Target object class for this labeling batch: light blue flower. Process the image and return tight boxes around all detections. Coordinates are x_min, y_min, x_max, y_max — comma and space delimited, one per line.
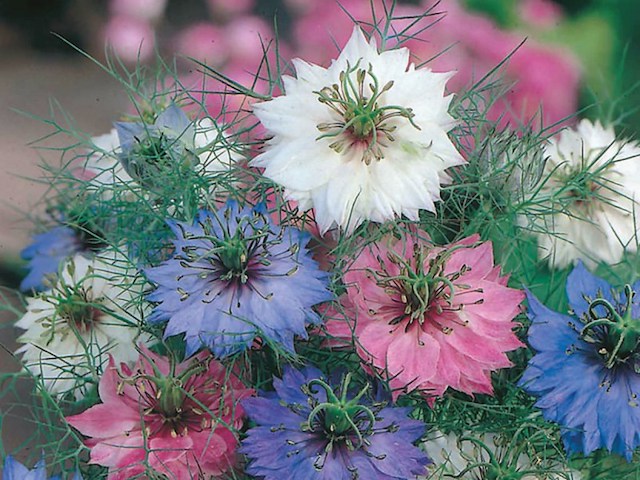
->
20, 226, 82, 292
2, 455, 82, 480
145, 200, 333, 357
520, 262, 640, 460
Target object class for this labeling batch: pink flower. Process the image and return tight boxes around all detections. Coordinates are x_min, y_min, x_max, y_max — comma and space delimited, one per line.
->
175, 23, 228, 68
66, 347, 253, 479
519, 0, 564, 28
103, 15, 155, 64
325, 233, 524, 402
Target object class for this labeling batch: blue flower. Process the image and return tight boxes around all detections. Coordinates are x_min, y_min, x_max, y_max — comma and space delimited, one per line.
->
145, 201, 333, 357
2, 455, 82, 480
20, 226, 82, 292
520, 262, 640, 460
239, 366, 430, 479
115, 103, 200, 188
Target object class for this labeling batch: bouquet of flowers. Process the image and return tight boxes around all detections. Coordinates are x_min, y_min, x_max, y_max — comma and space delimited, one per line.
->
2, 1, 640, 479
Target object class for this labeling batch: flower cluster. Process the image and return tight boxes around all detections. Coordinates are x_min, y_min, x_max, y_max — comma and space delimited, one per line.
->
5, 3, 640, 479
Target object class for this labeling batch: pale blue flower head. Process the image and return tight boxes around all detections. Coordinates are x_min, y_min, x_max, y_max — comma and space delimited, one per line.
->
145, 200, 333, 357
114, 103, 200, 188
520, 262, 640, 460
2, 455, 82, 480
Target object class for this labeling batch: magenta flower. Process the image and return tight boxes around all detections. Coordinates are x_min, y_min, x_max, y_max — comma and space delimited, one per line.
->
66, 346, 253, 480
325, 233, 524, 402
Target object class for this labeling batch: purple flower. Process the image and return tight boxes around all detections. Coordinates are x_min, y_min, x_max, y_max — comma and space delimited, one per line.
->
239, 366, 430, 479
20, 219, 106, 293
2, 455, 82, 480
145, 200, 333, 357
20, 226, 83, 292
520, 262, 640, 460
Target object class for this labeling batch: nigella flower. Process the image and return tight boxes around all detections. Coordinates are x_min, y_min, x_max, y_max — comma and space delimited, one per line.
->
66, 346, 253, 479
145, 200, 333, 357
15, 250, 151, 398
115, 103, 238, 192
3, 454, 82, 480
520, 262, 640, 460
251, 27, 465, 233
324, 233, 524, 401
421, 430, 582, 479
526, 119, 640, 268
239, 366, 430, 479
20, 219, 106, 293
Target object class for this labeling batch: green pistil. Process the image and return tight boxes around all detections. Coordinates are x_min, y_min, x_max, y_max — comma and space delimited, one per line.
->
582, 285, 640, 367
218, 232, 250, 283
314, 61, 420, 165
130, 134, 198, 186
120, 355, 210, 437
376, 246, 466, 327
55, 294, 99, 331
303, 373, 376, 450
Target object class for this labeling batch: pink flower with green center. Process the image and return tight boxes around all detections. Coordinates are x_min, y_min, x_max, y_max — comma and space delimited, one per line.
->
325, 233, 524, 402
66, 346, 252, 480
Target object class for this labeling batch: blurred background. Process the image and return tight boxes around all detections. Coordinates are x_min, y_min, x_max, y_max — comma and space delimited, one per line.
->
0, 0, 638, 458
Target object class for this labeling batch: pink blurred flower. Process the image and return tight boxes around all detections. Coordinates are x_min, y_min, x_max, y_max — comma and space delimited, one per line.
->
110, 0, 168, 22
325, 233, 524, 402
103, 15, 155, 64
415, 0, 580, 128
224, 16, 275, 71
175, 23, 228, 68
291, 0, 381, 64
519, 0, 564, 28
66, 347, 253, 479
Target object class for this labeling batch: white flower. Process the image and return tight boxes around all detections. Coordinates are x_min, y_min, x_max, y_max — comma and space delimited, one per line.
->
251, 27, 465, 233
195, 117, 242, 176
529, 119, 640, 268
421, 430, 581, 480
15, 250, 151, 398
79, 129, 133, 198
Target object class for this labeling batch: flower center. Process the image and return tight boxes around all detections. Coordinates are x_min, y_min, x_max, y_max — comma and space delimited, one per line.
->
368, 245, 473, 331
55, 293, 102, 333
581, 285, 640, 367
558, 163, 604, 208
315, 61, 420, 165
121, 356, 212, 438
125, 133, 199, 188
217, 232, 250, 282
302, 374, 376, 451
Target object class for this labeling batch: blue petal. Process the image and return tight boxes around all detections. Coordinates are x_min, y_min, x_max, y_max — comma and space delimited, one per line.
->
566, 262, 615, 320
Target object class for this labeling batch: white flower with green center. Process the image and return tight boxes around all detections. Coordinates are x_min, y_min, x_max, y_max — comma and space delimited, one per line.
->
421, 430, 581, 480
528, 119, 640, 268
251, 27, 465, 233
15, 250, 151, 398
